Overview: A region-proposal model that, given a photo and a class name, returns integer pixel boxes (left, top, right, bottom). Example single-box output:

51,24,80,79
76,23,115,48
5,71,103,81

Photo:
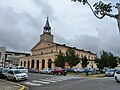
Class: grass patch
78,73,105,78
67,72,105,78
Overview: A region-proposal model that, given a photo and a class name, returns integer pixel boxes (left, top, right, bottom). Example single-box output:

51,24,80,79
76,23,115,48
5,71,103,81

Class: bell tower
40,17,54,42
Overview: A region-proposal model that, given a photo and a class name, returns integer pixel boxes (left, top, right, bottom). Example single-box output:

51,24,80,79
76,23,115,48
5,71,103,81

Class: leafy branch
72,0,116,19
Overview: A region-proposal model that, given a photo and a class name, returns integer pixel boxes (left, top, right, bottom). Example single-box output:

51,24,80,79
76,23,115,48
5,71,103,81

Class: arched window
48,59,52,68
28,61,30,69
59,50,61,53
20,61,22,66
36,60,39,69
42,59,45,69
24,61,26,67
31,59,34,68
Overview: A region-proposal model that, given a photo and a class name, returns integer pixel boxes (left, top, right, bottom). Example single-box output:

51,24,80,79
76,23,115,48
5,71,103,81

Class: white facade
0,47,6,67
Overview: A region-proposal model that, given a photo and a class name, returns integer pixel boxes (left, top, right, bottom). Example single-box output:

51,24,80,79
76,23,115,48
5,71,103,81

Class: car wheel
63,73,66,76
46,72,48,74
13,77,16,82
58,72,61,75
6,77,9,81
115,77,119,83
51,72,54,75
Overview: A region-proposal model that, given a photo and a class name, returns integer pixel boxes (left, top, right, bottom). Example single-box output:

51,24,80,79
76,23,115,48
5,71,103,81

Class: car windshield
14,70,24,74
2,69,9,73
17,67,24,69
49,68,52,70
107,69,115,72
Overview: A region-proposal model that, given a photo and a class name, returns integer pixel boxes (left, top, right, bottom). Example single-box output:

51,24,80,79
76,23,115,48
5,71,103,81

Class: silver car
6,69,28,81
40,68,53,74
105,69,116,77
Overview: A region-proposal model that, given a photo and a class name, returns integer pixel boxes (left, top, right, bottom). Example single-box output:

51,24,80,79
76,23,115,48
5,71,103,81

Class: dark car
51,67,67,76
65,68,74,73
0,68,9,79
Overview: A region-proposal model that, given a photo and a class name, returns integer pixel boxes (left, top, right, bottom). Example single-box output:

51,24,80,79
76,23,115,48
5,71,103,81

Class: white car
6,69,28,81
40,68,53,74
15,66,28,73
114,69,120,82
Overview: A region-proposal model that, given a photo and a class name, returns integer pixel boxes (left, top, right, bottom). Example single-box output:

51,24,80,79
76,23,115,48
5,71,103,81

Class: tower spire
43,16,51,33
40,17,53,42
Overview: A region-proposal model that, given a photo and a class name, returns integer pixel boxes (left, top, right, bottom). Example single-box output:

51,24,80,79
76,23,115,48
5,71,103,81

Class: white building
0,47,30,67
0,47,6,67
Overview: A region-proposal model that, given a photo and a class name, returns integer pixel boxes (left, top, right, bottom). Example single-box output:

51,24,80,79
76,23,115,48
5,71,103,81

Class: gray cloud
0,6,41,52
0,0,120,57
32,0,56,21
0,0,56,52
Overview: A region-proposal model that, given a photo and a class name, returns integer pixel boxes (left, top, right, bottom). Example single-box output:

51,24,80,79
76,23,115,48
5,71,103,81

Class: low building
5,51,30,67
0,47,30,67
19,17,97,70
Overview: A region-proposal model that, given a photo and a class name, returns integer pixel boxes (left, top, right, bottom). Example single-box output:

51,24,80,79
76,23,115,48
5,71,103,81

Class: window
41,52,43,54
59,50,61,53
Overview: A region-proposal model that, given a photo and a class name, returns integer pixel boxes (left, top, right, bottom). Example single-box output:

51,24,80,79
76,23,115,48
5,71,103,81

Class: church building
19,17,97,70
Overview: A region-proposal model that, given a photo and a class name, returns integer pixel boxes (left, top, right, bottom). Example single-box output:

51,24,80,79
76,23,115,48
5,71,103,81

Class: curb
18,84,25,90
0,79,27,90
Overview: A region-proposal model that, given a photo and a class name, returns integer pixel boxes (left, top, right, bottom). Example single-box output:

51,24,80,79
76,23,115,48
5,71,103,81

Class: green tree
109,52,117,68
65,48,80,68
100,50,110,67
95,58,104,72
95,50,118,71
81,55,89,68
72,0,120,32
54,53,66,68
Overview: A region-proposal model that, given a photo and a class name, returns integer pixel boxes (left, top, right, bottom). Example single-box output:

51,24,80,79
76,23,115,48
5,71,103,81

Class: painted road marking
24,76,80,86
32,80,50,84
24,82,42,86
39,79,57,82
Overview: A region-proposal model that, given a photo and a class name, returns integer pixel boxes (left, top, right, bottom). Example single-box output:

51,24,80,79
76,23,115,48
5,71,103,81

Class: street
17,73,120,90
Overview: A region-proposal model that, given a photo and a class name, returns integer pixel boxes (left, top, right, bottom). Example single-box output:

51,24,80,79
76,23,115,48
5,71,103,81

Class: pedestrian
85,68,89,76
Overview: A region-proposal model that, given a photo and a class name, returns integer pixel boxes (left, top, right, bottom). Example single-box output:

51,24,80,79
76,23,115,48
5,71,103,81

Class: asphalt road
18,73,120,90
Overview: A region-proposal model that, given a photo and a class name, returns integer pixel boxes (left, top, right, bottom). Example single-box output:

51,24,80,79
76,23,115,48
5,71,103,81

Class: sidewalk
0,79,23,90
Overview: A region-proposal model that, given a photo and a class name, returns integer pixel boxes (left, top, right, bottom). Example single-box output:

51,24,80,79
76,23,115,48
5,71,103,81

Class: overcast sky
0,0,120,56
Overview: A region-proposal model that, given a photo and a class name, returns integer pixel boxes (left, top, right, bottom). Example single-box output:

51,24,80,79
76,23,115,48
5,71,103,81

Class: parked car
105,69,116,77
84,68,93,72
14,66,28,73
65,68,74,73
6,69,28,81
73,68,84,73
115,69,120,82
0,68,9,79
40,68,53,74
102,68,110,73
51,67,67,76
28,68,39,73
